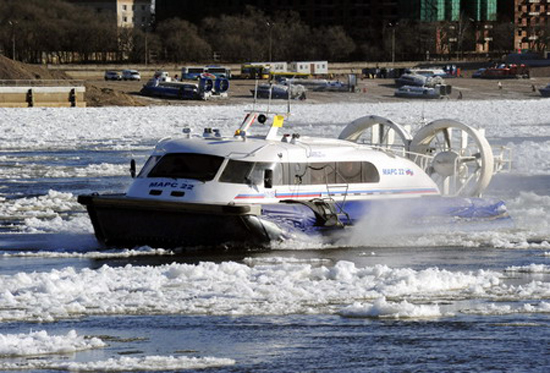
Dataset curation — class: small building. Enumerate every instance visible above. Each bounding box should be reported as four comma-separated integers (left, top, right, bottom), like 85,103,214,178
66,0,152,28
289,61,329,75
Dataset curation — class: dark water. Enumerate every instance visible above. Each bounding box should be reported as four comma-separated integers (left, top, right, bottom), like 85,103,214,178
3,312,550,373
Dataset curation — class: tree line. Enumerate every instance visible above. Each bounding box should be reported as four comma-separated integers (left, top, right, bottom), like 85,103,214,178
0,0,516,65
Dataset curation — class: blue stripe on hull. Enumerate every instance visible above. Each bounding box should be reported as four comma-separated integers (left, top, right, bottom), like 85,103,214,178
260,197,511,237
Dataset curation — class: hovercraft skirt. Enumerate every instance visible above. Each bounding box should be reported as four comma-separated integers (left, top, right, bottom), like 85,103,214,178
78,194,278,248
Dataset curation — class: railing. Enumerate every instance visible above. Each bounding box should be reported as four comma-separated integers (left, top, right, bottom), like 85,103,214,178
0,79,85,87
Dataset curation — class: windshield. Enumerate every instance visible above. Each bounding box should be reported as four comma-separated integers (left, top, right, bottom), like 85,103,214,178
147,153,224,181
137,155,161,178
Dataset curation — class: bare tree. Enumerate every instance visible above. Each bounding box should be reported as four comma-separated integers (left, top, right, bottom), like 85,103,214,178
156,18,211,63
201,8,267,62
0,0,117,63
491,22,514,54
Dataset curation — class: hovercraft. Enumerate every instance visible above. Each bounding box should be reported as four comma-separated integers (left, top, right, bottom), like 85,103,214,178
78,112,511,249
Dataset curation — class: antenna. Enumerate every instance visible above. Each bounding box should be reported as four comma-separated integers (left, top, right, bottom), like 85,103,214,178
252,79,259,111
287,80,291,115
267,82,273,113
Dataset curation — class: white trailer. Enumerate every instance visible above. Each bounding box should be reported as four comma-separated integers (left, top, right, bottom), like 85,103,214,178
289,61,329,75
266,61,288,73
245,61,288,72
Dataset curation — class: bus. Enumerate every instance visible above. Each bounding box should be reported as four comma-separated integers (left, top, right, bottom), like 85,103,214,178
181,67,206,80
241,64,271,79
205,66,231,79
181,66,231,80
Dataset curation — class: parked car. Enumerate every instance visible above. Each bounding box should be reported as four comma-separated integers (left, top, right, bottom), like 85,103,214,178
153,71,173,82
122,69,141,81
472,68,487,78
104,71,121,81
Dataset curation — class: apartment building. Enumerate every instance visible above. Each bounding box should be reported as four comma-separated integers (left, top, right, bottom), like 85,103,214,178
154,0,508,56
463,0,498,21
398,0,460,22
67,0,152,28
514,0,550,51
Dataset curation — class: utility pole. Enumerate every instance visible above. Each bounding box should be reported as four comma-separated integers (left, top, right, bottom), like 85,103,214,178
8,20,16,61
145,28,148,66
142,23,149,66
389,23,397,64
267,22,273,61
392,27,396,64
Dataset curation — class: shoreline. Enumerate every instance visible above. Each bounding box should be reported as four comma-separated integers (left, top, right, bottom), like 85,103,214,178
85,76,550,107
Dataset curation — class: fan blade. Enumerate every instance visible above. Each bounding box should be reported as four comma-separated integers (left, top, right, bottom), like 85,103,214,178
444,128,451,149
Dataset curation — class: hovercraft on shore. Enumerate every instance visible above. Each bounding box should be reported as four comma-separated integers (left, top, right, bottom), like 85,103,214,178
78,112,511,249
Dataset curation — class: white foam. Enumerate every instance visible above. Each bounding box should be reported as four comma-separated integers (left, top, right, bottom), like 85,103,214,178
0,330,105,357
511,140,550,176
1,247,173,259
338,297,444,319
462,301,550,316
243,256,332,266
0,355,235,371
505,264,550,273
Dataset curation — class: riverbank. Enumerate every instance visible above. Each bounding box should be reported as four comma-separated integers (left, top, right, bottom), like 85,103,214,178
1,56,550,106
85,74,550,107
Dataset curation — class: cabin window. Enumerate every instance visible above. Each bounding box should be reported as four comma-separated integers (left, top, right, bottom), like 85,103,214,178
137,155,161,178
220,160,281,186
309,163,337,184
147,153,224,181
264,169,273,189
220,160,255,184
337,162,362,183
289,163,309,185
282,161,379,185
362,162,380,182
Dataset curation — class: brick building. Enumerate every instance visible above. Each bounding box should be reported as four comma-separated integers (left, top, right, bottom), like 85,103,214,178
514,0,550,51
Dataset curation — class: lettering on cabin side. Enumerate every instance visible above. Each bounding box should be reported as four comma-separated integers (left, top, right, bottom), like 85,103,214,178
382,168,414,176
149,181,195,190
309,151,326,158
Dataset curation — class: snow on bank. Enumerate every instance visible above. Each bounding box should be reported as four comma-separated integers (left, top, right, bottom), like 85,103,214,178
0,259,548,322
0,330,104,357
1,99,550,151
0,355,236,371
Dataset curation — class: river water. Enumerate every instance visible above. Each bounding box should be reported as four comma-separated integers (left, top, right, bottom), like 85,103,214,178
1,101,550,372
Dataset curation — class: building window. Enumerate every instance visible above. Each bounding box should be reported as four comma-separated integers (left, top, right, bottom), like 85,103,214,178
123,16,128,23
122,4,127,10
